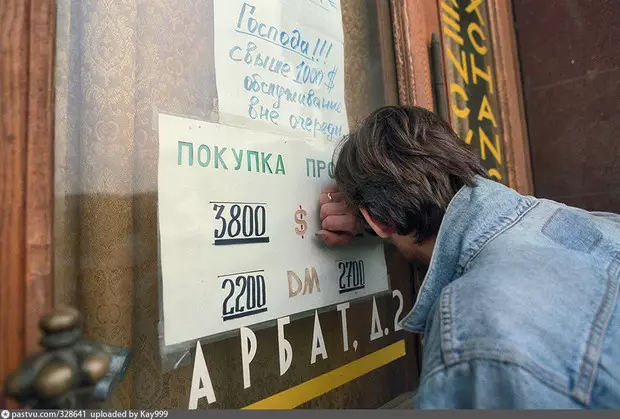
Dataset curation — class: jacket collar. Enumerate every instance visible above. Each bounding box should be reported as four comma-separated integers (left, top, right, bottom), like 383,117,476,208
400,176,536,333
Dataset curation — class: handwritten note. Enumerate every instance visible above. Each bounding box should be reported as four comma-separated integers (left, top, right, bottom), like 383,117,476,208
214,0,349,141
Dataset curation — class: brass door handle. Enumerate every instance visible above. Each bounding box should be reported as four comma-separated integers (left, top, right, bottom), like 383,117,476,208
4,307,131,409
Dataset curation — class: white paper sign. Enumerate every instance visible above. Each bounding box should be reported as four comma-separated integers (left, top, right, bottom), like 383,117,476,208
158,114,389,346
214,0,349,141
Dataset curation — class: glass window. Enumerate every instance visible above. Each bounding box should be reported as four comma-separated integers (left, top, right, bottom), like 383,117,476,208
54,0,405,408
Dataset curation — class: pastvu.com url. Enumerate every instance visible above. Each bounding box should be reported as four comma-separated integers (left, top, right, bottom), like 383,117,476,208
2,412,64,419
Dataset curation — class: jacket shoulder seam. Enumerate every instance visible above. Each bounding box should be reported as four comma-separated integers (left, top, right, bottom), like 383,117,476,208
458,197,539,276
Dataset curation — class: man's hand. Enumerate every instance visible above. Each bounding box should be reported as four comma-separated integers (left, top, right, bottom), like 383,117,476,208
317,184,361,246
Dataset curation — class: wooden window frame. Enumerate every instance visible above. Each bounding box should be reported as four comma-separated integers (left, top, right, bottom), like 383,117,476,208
487,0,533,195
1,0,419,408
0,0,56,407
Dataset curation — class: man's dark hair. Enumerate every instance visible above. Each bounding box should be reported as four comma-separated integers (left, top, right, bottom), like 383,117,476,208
333,105,487,243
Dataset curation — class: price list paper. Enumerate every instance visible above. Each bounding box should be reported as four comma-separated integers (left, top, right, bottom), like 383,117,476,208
158,115,389,346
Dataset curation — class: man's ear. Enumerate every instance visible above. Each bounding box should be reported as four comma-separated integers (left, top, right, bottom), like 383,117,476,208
360,208,396,239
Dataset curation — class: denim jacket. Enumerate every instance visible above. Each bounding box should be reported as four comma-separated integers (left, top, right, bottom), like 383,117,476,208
400,176,620,409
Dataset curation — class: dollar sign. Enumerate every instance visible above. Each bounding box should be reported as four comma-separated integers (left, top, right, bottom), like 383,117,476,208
295,206,308,239
325,67,337,93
